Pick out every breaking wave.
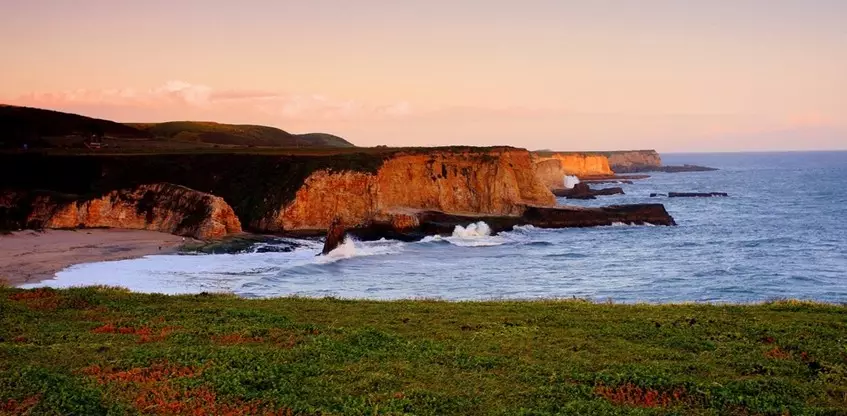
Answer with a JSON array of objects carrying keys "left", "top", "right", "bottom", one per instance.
[
  {"left": 564, "top": 175, "right": 580, "bottom": 189},
  {"left": 318, "top": 237, "right": 404, "bottom": 263},
  {"left": 420, "top": 221, "right": 506, "bottom": 247}
]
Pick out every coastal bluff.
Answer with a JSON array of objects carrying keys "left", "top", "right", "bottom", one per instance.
[
  {"left": 531, "top": 152, "right": 612, "bottom": 190},
  {"left": 0, "top": 147, "right": 675, "bottom": 239},
  {"left": 1, "top": 148, "right": 554, "bottom": 235},
  {"left": 1, "top": 184, "right": 241, "bottom": 239}
]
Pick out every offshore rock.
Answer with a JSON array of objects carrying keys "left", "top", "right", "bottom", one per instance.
[
  {"left": 346, "top": 203, "right": 676, "bottom": 242},
  {"left": 552, "top": 183, "right": 625, "bottom": 199},
  {"left": 651, "top": 192, "right": 728, "bottom": 198},
  {"left": 322, "top": 217, "right": 347, "bottom": 255}
]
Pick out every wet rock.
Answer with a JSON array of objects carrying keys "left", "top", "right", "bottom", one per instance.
[
  {"left": 669, "top": 192, "right": 728, "bottom": 197},
  {"left": 651, "top": 192, "right": 727, "bottom": 198},
  {"left": 346, "top": 204, "right": 676, "bottom": 242},
  {"left": 322, "top": 217, "right": 347, "bottom": 255},
  {"left": 616, "top": 164, "right": 718, "bottom": 173},
  {"left": 2, "top": 184, "right": 241, "bottom": 239},
  {"left": 552, "top": 183, "right": 625, "bottom": 199}
]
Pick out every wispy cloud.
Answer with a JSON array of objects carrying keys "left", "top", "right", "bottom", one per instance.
[{"left": 6, "top": 80, "right": 415, "bottom": 122}]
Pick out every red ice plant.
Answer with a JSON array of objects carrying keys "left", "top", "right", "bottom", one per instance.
[{"left": 594, "top": 383, "right": 686, "bottom": 408}]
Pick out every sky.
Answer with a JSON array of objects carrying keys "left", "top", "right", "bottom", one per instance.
[{"left": 1, "top": 0, "right": 845, "bottom": 152}]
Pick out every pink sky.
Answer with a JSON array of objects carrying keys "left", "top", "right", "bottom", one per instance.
[{"left": 2, "top": 0, "right": 845, "bottom": 152}]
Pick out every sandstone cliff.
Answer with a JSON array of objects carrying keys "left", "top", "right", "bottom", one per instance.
[
  {"left": 275, "top": 149, "right": 556, "bottom": 232},
  {"left": 532, "top": 153, "right": 613, "bottom": 190},
  {"left": 0, "top": 148, "right": 554, "bottom": 234},
  {"left": 605, "top": 150, "right": 662, "bottom": 172},
  {"left": 1, "top": 183, "right": 241, "bottom": 239}
]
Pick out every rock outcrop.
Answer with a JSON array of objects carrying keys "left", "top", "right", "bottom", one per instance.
[
  {"left": 552, "top": 183, "right": 625, "bottom": 199},
  {"left": 648, "top": 165, "right": 718, "bottom": 173},
  {"left": 651, "top": 192, "right": 728, "bottom": 198},
  {"left": 0, "top": 148, "right": 554, "bottom": 235},
  {"left": 322, "top": 217, "right": 347, "bottom": 254},
  {"left": 341, "top": 204, "right": 676, "bottom": 242},
  {"left": 269, "top": 148, "right": 556, "bottom": 233},
  {"left": 1, "top": 183, "right": 241, "bottom": 239},
  {"left": 532, "top": 153, "right": 613, "bottom": 190}
]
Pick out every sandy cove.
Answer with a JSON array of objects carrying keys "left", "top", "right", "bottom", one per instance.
[{"left": 0, "top": 229, "right": 186, "bottom": 286}]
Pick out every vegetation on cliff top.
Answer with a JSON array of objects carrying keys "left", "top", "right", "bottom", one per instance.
[
  {"left": 128, "top": 121, "right": 354, "bottom": 148},
  {"left": 0, "top": 153, "right": 387, "bottom": 231},
  {"left": 1, "top": 147, "right": 531, "bottom": 231},
  {"left": 1, "top": 286, "right": 845, "bottom": 415},
  {"left": 0, "top": 105, "right": 353, "bottom": 150},
  {"left": 0, "top": 105, "right": 148, "bottom": 149}
]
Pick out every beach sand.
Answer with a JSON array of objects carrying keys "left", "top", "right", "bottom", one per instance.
[{"left": 0, "top": 229, "right": 185, "bottom": 286}]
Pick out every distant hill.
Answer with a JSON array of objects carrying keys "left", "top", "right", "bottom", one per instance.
[
  {"left": 0, "top": 105, "right": 355, "bottom": 149},
  {"left": 0, "top": 105, "right": 149, "bottom": 148},
  {"left": 128, "top": 121, "right": 354, "bottom": 148}
]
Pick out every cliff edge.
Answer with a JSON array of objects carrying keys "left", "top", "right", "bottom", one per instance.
[
  {"left": 1, "top": 183, "right": 242, "bottom": 239},
  {"left": 531, "top": 153, "right": 613, "bottom": 190},
  {"left": 0, "top": 148, "right": 555, "bottom": 234}
]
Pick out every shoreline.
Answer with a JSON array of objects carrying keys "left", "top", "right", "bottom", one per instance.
[{"left": 0, "top": 229, "right": 187, "bottom": 287}]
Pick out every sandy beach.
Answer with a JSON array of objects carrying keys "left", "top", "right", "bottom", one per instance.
[{"left": 0, "top": 229, "right": 185, "bottom": 286}]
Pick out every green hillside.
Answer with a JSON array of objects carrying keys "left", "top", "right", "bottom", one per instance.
[
  {"left": 129, "top": 121, "right": 355, "bottom": 148},
  {"left": 0, "top": 105, "right": 355, "bottom": 150},
  {"left": 0, "top": 105, "right": 149, "bottom": 149}
]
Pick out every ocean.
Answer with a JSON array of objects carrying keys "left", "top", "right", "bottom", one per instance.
[{"left": 22, "top": 151, "right": 847, "bottom": 303}]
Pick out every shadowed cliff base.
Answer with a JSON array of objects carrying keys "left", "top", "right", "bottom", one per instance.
[
  {"left": 323, "top": 204, "right": 675, "bottom": 252},
  {"left": 0, "top": 147, "right": 554, "bottom": 233},
  {"left": 1, "top": 184, "right": 241, "bottom": 239},
  {"left": 552, "top": 183, "right": 625, "bottom": 199}
]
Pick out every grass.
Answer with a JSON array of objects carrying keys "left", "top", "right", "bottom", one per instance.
[
  {"left": 1, "top": 287, "right": 845, "bottom": 415},
  {"left": 127, "top": 121, "right": 354, "bottom": 148}
]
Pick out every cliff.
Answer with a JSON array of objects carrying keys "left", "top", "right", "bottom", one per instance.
[
  {"left": 603, "top": 150, "right": 662, "bottom": 173},
  {"left": 0, "top": 148, "right": 555, "bottom": 234},
  {"left": 278, "top": 149, "right": 555, "bottom": 232},
  {"left": 532, "top": 153, "right": 613, "bottom": 190},
  {"left": 1, "top": 183, "right": 241, "bottom": 239}
]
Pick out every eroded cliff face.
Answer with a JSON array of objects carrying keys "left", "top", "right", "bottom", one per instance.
[
  {"left": 606, "top": 150, "right": 662, "bottom": 172},
  {"left": 275, "top": 149, "right": 556, "bottom": 232},
  {"left": 2, "top": 184, "right": 241, "bottom": 239},
  {"left": 532, "top": 153, "right": 613, "bottom": 190}
]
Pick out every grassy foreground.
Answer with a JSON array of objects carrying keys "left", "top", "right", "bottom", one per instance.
[{"left": 1, "top": 287, "right": 845, "bottom": 415}]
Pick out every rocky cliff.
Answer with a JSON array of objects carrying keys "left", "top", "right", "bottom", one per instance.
[
  {"left": 1, "top": 183, "right": 241, "bottom": 239},
  {"left": 604, "top": 150, "right": 662, "bottom": 173},
  {"left": 274, "top": 149, "right": 556, "bottom": 232},
  {"left": 532, "top": 153, "right": 613, "bottom": 190},
  {"left": 0, "top": 148, "right": 554, "bottom": 234}
]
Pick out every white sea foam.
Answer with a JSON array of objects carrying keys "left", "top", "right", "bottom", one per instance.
[
  {"left": 317, "top": 237, "right": 403, "bottom": 263},
  {"left": 452, "top": 221, "right": 492, "bottom": 237},
  {"left": 564, "top": 175, "right": 580, "bottom": 189},
  {"left": 419, "top": 221, "right": 506, "bottom": 246}
]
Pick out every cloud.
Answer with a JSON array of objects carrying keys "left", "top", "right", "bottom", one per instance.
[{"left": 6, "top": 81, "right": 415, "bottom": 122}]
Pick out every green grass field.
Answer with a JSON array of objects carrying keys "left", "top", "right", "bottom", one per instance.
[{"left": 1, "top": 286, "right": 845, "bottom": 415}]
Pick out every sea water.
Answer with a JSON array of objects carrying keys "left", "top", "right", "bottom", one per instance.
[{"left": 22, "top": 151, "right": 847, "bottom": 303}]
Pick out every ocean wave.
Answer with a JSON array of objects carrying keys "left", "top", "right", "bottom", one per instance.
[
  {"left": 317, "top": 237, "right": 404, "bottom": 264},
  {"left": 420, "top": 221, "right": 508, "bottom": 247}
]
